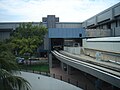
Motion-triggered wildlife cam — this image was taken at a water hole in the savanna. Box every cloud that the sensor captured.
[0,0,119,22]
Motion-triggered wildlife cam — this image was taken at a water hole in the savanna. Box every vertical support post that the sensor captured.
[95,79,102,90]
[53,74,55,78]
[68,78,70,83]
[76,81,78,87]
[49,53,52,68]
[67,65,72,75]
[61,62,64,71]
[60,76,62,80]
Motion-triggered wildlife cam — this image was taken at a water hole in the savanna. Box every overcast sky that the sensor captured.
[0,0,120,22]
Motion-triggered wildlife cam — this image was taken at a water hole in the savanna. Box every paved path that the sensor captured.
[19,71,82,90]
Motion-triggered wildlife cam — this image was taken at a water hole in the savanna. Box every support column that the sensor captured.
[49,53,52,68]
[61,62,64,71]
[95,79,102,90]
[67,65,72,75]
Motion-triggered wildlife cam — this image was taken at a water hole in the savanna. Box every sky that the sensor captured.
[0,0,120,22]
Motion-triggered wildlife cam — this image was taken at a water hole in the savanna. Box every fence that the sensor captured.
[86,29,111,37]
[19,69,90,90]
[86,28,120,37]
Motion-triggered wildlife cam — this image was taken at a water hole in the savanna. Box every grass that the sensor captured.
[19,63,49,73]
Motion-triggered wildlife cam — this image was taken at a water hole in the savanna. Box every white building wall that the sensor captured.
[97,10,112,22]
[84,42,120,53]
[87,17,96,26]
[64,47,81,55]
[83,37,120,53]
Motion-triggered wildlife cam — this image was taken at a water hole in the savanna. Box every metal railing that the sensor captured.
[86,28,120,37]
[19,69,96,90]
[86,29,111,37]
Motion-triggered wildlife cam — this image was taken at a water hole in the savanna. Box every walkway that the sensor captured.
[19,71,82,90]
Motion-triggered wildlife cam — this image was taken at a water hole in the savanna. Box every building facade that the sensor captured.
[0,2,120,55]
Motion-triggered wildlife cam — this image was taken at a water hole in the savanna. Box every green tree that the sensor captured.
[11,22,47,56]
[0,42,31,90]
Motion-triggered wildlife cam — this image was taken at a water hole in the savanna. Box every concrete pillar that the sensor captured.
[67,65,72,75]
[95,79,102,90]
[61,62,64,71]
[61,63,72,75]
[49,53,52,68]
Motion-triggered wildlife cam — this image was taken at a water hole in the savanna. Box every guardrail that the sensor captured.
[19,69,92,90]
[86,29,111,37]
[86,28,120,37]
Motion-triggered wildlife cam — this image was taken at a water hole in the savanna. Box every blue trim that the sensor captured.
[49,28,85,38]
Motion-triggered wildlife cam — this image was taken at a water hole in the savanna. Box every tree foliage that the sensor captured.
[0,42,31,90]
[11,22,47,56]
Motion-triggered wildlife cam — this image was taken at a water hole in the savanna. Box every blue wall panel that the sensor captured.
[49,28,85,38]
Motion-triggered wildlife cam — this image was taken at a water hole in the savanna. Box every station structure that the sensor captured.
[0,2,120,89]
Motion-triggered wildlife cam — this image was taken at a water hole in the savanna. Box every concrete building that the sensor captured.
[0,2,120,64]
[83,2,120,37]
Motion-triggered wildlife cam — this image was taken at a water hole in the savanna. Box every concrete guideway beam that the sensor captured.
[52,50,120,88]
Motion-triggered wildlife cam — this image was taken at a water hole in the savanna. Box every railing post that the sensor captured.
[60,76,62,80]
[33,69,34,73]
[46,72,48,76]
[84,84,87,90]
[39,71,41,74]
[68,78,70,83]
[26,68,27,72]
[76,81,78,87]
[53,74,55,78]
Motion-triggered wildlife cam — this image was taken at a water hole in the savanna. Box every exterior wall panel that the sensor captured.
[56,23,82,28]
[0,23,18,29]
[83,2,120,28]
[87,17,96,26]
[114,5,120,16]
[0,32,10,40]
[82,21,87,28]
[97,10,111,22]
[83,37,120,53]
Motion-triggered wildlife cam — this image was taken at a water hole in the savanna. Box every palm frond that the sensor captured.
[0,69,31,90]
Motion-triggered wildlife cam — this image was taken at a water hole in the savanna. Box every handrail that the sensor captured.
[19,68,89,90]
